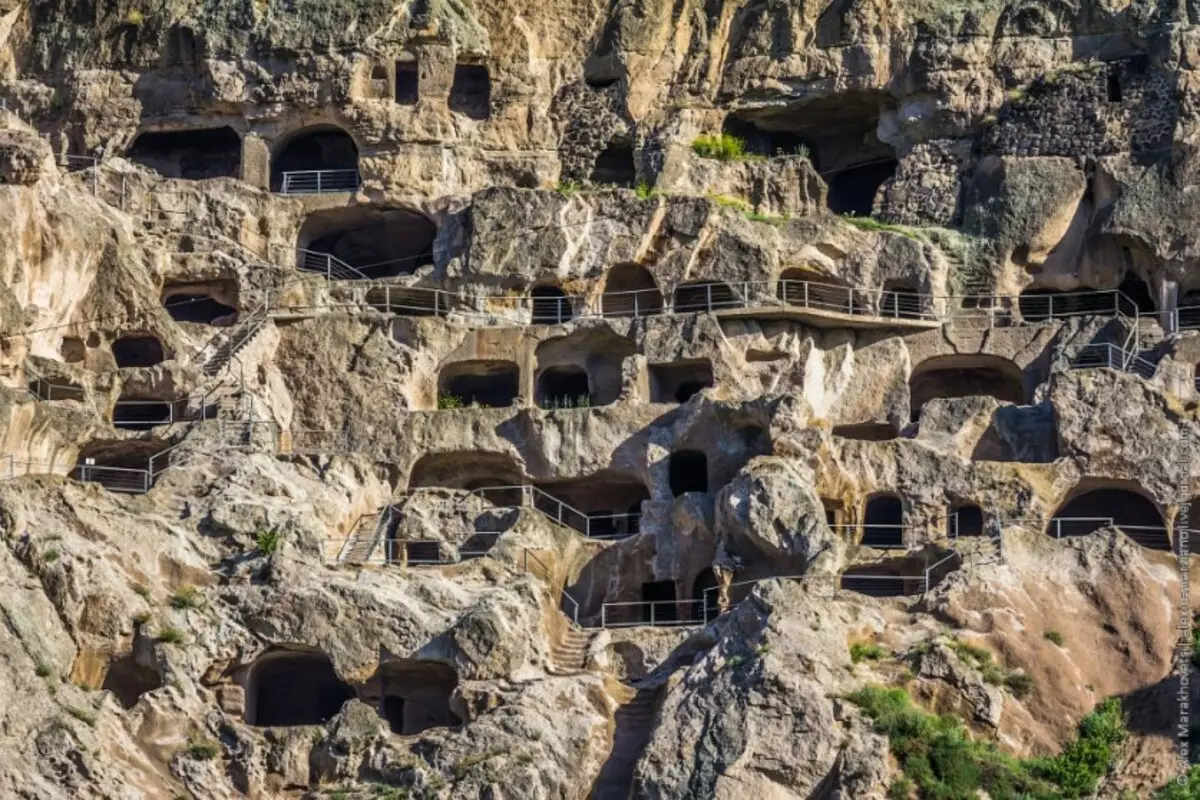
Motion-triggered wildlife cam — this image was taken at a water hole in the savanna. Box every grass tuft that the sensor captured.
[156,626,185,644]
[256,529,282,555]
[1044,630,1065,647]
[170,586,203,610]
[692,133,749,161]
[850,641,887,664]
[181,737,220,761]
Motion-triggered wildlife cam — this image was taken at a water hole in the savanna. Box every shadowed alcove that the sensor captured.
[246,650,355,727]
[297,206,436,278]
[126,127,241,180]
[438,360,520,408]
[909,355,1025,422]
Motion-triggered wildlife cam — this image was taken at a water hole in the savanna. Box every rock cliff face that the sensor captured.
[0,0,1199,797]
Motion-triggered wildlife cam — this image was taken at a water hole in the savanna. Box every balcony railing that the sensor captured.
[278,169,360,195]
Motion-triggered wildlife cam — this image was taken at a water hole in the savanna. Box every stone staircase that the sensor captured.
[338,509,392,564]
[589,685,663,800]
[202,309,268,377]
[549,627,595,674]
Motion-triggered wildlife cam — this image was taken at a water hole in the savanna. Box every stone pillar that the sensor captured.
[241,133,270,191]
[714,565,733,613]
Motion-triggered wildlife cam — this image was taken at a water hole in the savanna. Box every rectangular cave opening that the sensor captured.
[649,360,714,403]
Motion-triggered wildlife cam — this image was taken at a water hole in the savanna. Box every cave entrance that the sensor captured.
[112,399,174,429]
[601,264,664,317]
[1050,485,1168,549]
[247,650,355,727]
[778,268,853,312]
[692,568,719,621]
[449,63,491,120]
[537,366,590,408]
[376,660,462,735]
[438,360,519,408]
[271,126,359,193]
[862,494,904,548]
[102,654,162,710]
[950,503,985,538]
[827,159,898,216]
[840,564,924,597]
[669,451,708,496]
[536,475,649,538]
[590,140,636,187]
[909,355,1025,422]
[649,360,714,403]
[530,286,573,325]
[407,452,523,493]
[162,25,198,70]
[162,285,238,325]
[395,61,419,105]
[641,580,677,623]
[832,423,899,441]
[673,281,737,313]
[112,335,165,368]
[297,207,435,279]
[1117,274,1156,314]
[126,127,241,180]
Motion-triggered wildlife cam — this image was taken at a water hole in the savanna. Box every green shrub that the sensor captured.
[949,638,993,668]
[849,685,1128,799]
[706,193,753,213]
[1044,630,1065,647]
[132,583,152,600]
[849,641,887,664]
[1004,672,1035,699]
[157,626,185,644]
[182,737,220,761]
[556,179,581,195]
[635,181,660,200]
[170,586,203,610]
[125,9,145,26]
[1156,765,1200,798]
[745,210,787,225]
[35,661,53,678]
[255,529,282,555]
[887,776,914,800]
[840,214,923,241]
[43,548,60,563]
[132,611,152,627]
[438,393,464,409]
[692,133,747,161]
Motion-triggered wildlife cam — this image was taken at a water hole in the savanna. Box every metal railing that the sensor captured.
[599,288,665,318]
[522,548,581,626]
[1061,343,1157,379]
[280,428,351,455]
[830,523,910,549]
[297,248,370,281]
[69,464,150,493]
[376,531,504,564]
[597,600,706,629]
[26,371,87,402]
[278,169,360,195]
[465,485,641,540]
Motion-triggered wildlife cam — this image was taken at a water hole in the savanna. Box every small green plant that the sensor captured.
[726,654,745,669]
[132,583,151,601]
[706,193,753,213]
[43,548,60,563]
[181,737,220,761]
[754,643,773,656]
[1044,630,1065,647]
[255,529,282,555]
[948,637,993,668]
[66,706,97,726]
[170,586,203,610]
[1004,672,1035,699]
[634,181,660,200]
[839,214,924,241]
[133,611,151,627]
[1006,86,1027,102]
[745,210,787,225]
[437,393,464,410]
[124,8,145,26]
[1155,765,1200,798]
[35,661,53,678]
[453,748,504,778]
[793,143,810,160]
[50,91,66,110]
[556,179,581,196]
[887,775,914,800]
[692,133,753,161]
[156,626,185,644]
[849,641,887,664]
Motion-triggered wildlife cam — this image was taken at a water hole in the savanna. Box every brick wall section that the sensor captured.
[877,139,973,227]
[983,61,1177,157]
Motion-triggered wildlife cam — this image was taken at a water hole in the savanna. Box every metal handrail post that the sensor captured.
[706,283,712,312]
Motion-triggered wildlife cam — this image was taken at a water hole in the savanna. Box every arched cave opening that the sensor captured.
[692,568,719,620]
[669,450,708,496]
[102,654,162,710]
[438,360,520,408]
[778,268,853,312]
[1050,486,1168,549]
[162,25,198,70]
[536,475,649,538]
[247,651,355,727]
[602,264,664,317]
[530,286,573,325]
[112,399,174,429]
[271,126,360,193]
[297,207,435,279]
[375,660,462,735]
[111,335,165,368]
[951,503,985,537]
[1117,273,1156,315]
[449,63,491,120]
[649,360,714,403]
[126,127,241,180]
[163,291,237,325]
[862,494,904,548]
[407,451,523,493]
[909,355,1025,422]
[590,140,636,186]
[537,366,590,408]
[673,281,737,313]
[880,280,924,320]
[827,159,898,216]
